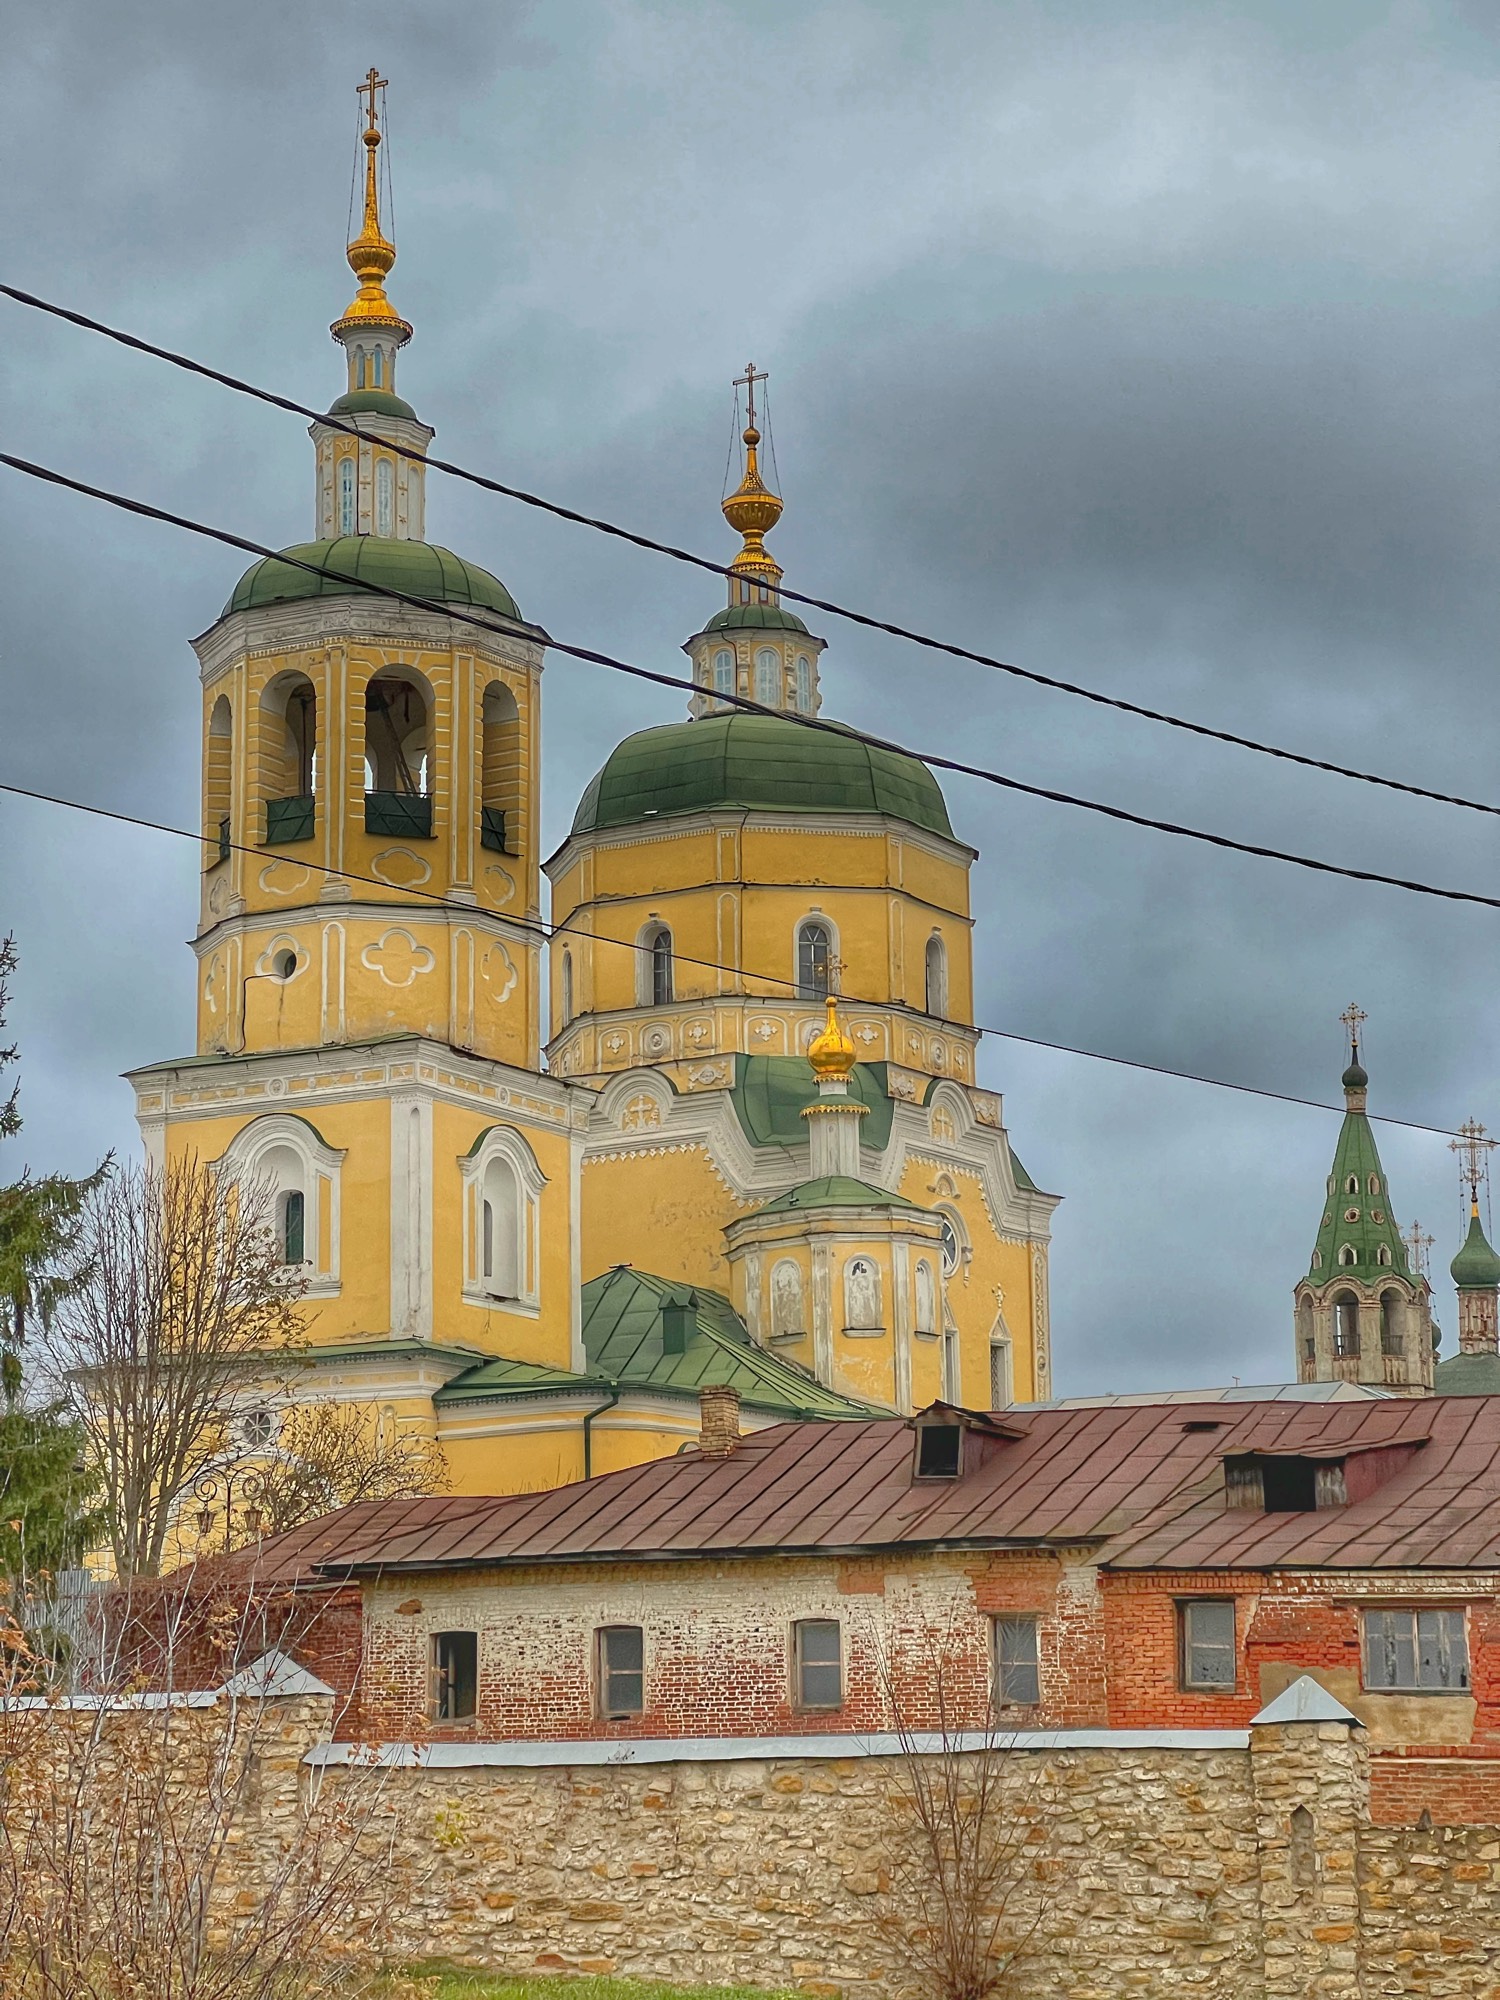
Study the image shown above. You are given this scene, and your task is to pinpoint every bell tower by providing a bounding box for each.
[189,72,545,1069]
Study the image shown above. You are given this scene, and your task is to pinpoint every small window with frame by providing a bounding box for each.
[1363,1608,1469,1692]
[431,1630,478,1722]
[793,1618,842,1710]
[596,1624,645,1718]
[1179,1600,1236,1691]
[992,1615,1040,1707]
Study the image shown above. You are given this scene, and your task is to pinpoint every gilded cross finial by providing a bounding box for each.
[733,361,767,434]
[1405,1219,1434,1278]
[1339,1002,1367,1051]
[722,360,783,586]
[361,66,387,127]
[1450,1118,1495,1208]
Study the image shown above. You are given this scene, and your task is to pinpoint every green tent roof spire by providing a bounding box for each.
[1306,1033,1413,1288]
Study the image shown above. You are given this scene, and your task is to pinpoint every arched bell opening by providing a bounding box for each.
[480,681,520,855]
[364,671,433,838]
[205,694,233,868]
[260,673,317,847]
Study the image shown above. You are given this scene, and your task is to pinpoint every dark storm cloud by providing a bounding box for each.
[3,0,1499,1394]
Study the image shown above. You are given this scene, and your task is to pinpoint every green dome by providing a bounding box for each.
[1451,1211,1500,1290]
[224,538,521,621]
[327,388,420,422]
[701,602,810,636]
[1433,1349,1500,1396]
[571,711,953,839]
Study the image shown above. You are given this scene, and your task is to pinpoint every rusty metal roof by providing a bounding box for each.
[241,1394,1500,1579]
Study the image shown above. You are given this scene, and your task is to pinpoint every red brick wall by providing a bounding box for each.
[1371,1748,1500,1825]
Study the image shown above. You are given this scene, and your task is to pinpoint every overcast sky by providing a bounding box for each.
[3,0,1500,1395]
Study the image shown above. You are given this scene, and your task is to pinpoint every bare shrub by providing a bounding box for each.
[243,1405,448,1546]
[873,1621,1047,2000]
[46,1161,305,1579]
[0,1586,393,2000]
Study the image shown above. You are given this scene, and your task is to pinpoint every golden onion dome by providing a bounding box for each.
[722,424,784,580]
[807,993,856,1081]
[331,71,412,344]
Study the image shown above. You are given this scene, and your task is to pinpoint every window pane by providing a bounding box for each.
[599,1625,644,1716]
[1183,1601,1235,1688]
[1417,1609,1469,1690]
[432,1631,477,1720]
[995,1616,1040,1705]
[795,1620,841,1708]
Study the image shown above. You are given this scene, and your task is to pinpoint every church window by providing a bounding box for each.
[914,1259,936,1336]
[560,950,574,1028]
[992,1614,1039,1706]
[481,681,519,853]
[241,1406,276,1452]
[925,934,948,1017]
[1345,1175,1359,1196]
[597,1625,644,1718]
[1332,1292,1360,1357]
[1377,1243,1393,1267]
[754,648,780,707]
[272,949,297,981]
[942,1324,960,1400]
[278,1188,305,1268]
[372,344,384,387]
[1311,1250,1322,1270]
[989,1338,1013,1409]
[431,1631,478,1721]
[376,457,394,536]
[797,920,832,1000]
[1338,1245,1357,1268]
[480,1154,522,1299]
[713,649,735,698]
[338,455,356,535]
[939,1213,963,1277]
[355,348,367,389]
[650,927,674,1006]
[844,1257,882,1330]
[1380,1289,1404,1355]
[795,655,813,712]
[770,1259,805,1338]
[1369,1175,1381,1195]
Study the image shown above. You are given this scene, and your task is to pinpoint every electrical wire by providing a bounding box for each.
[4,280,1499,824]
[5,444,1500,923]
[0,768,1465,1142]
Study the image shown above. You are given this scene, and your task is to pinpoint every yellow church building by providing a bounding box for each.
[127,81,1059,1495]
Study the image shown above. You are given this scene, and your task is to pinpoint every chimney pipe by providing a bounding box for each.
[698,1384,741,1455]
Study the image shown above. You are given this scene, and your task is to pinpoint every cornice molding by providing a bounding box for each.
[546,807,977,881]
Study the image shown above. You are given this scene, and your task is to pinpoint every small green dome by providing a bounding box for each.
[1451,1211,1500,1290]
[701,602,810,636]
[224,538,521,621]
[327,388,420,422]
[1343,1057,1369,1090]
[571,711,953,840]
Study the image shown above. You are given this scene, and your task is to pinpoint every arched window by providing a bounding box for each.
[260,674,317,845]
[939,1211,964,1278]
[355,348,367,388]
[1345,1175,1359,1196]
[650,927,674,1006]
[925,934,947,1017]
[372,345,384,387]
[797,920,832,1000]
[713,649,735,698]
[560,949,574,1028]
[1380,1290,1404,1357]
[989,1339,1012,1409]
[480,681,519,853]
[844,1257,882,1330]
[914,1259,936,1335]
[1332,1292,1360,1359]
[770,1259,805,1338]
[1368,1174,1381,1196]
[480,1154,521,1299]
[365,674,432,834]
[1338,1244,1357,1268]
[1311,1250,1323,1270]
[338,455,356,536]
[1377,1243,1392,1267]
[795,655,813,713]
[376,457,394,536]
[205,694,233,866]
[278,1188,305,1267]
[754,648,780,707]
[1297,1295,1315,1364]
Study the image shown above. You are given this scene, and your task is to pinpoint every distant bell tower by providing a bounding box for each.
[1432,1120,1500,1395]
[1294,1007,1434,1396]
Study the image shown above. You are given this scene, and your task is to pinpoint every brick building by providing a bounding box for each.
[179,1386,1500,1812]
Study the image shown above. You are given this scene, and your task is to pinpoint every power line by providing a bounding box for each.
[0,769,1465,1142]
[4,279,1498,825]
[6,444,1500,923]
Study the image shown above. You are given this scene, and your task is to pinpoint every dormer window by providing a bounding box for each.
[915,1424,962,1479]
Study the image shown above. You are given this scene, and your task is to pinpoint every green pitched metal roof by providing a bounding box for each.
[434,1353,615,1403]
[570,712,953,839]
[701,601,810,635]
[1452,1210,1500,1290]
[729,1055,895,1151]
[224,538,522,621]
[327,388,420,422]
[1307,1083,1413,1287]
[1433,1349,1500,1396]
[754,1176,923,1215]
[1009,1148,1038,1193]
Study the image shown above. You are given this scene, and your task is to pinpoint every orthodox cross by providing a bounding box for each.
[1450,1117,1494,1205]
[1339,1001,1367,1053]
[1404,1220,1434,1279]
[360,67,387,127]
[734,361,767,431]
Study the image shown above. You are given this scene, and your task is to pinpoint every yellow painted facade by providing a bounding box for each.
[128,84,1059,1515]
